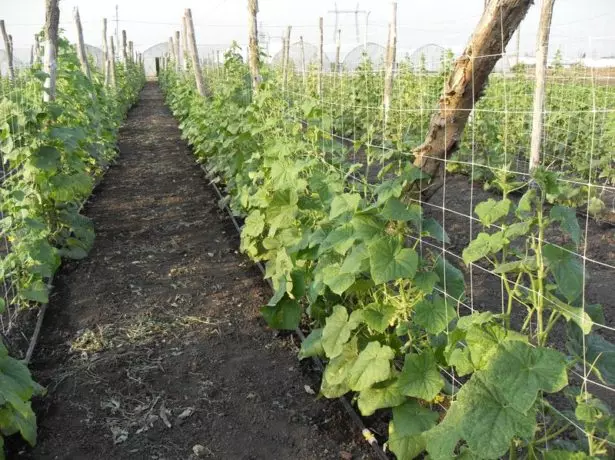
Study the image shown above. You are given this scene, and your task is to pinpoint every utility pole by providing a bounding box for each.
[328,3,368,44]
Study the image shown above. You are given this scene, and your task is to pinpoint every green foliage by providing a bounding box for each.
[161,53,614,460]
[0,35,143,452]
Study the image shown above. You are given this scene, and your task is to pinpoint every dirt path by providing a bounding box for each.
[19,82,370,460]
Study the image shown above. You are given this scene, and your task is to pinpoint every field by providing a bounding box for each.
[0,1,614,459]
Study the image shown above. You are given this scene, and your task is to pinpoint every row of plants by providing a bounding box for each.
[161,47,613,459]
[0,35,144,453]
[282,54,615,190]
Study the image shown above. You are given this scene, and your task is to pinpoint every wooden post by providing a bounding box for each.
[335,29,341,73]
[0,20,15,81]
[182,15,189,70]
[109,35,117,89]
[122,30,128,64]
[129,40,134,63]
[185,8,206,97]
[282,25,291,90]
[410,0,533,194]
[168,37,175,63]
[318,17,323,96]
[102,19,109,76]
[30,45,34,66]
[515,25,521,67]
[35,33,41,65]
[73,8,91,80]
[383,2,397,124]
[174,31,181,72]
[247,0,261,91]
[299,35,306,87]
[529,0,555,172]
[43,0,59,101]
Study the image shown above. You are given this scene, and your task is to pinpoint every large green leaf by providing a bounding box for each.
[260,297,301,330]
[422,217,450,244]
[346,341,394,391]
[329,193,361,220]
[414,295,457,335]
[298,328,323,359]
[242,210,265,238]
[381,198,421,224]
[363,302,396,333]
[543,244,582,302]
[368,237,418,285]
[434,256,465,301]
[398,351,443,401]
[475,198,511,226]
[321,263,355,295]
[321,339,357,397]
[318,224,356,256]
[339,244,369,275]
[356,378,405,416]
[321,305,362,358]
[551,205,581,246]
[466,323,527,370]
[485,341,568,413]
[389,401,438,460]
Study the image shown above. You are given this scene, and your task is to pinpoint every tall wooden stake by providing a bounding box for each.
[0,20,15,81]
[529,0,555,172]
[129,40,134,63]
[109,35,117,89]
[248,0,261,91]
[174,31,181,72]
[43,0,59,101]
[168,37,175,63]
[300,35,306,87]
[122,30,128,64]
[318,17,323,96]
[410,0,533,195]
[185,8,206,96]
[335,29,341,73]
[282,25,291,90]
[383,2,397,124]
[73,8,91,80]
[182,15,189,70]
[102,19,109,80]
[35,33,41,65]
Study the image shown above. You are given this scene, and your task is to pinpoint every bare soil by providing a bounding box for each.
[12,83,373,460]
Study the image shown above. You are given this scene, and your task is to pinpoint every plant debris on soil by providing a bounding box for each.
[13,82,373,460]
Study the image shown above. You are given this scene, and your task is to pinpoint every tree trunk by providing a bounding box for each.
[410,0,533,198]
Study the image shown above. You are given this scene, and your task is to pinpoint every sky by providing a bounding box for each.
[1,0,614,62]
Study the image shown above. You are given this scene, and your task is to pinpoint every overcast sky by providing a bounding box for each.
[2,0,614,61]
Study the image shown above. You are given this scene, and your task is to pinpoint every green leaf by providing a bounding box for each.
[374,179,403,205]
[475,198,511,227]
[414,271,439,294]
[462,232,491,265]
[543,244,582,303]
[466,322,527,370]
[549,296,593,335]
[543,451,592,460]
[389,401,438,460]
[434,256,465,301]
[368,237,418,285]
[363,303,396,333]
[398,351,444,401]
[299,328,323,359]
[422,217,450,244]
[260,297,301,330]
[414,295,456,335]
[504,221,531,240]
[242,210,265,238]
[516,189,536,217]
[550,205,581,246]
[350,214,384,240]
[339,244,369,275]
[319,224,356,256]
[381,198,421,224]
[357,378,406,416]
[485,341,568,413]
[321,263,355,295]
[321,305,358,358]
[347,341,394,391]
[329,193,361,220]
[321,339,357,397]
[29,145,60,170]
[567,330,615,385]
[20,280,49,304]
